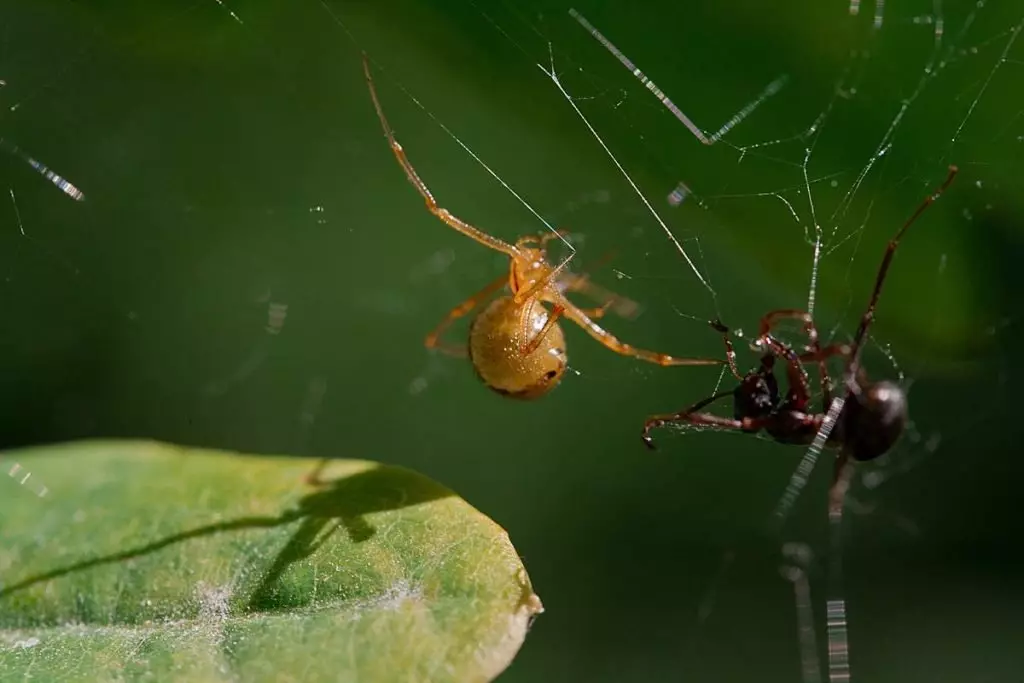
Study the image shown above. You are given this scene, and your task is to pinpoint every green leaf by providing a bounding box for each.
[0,440,542,682]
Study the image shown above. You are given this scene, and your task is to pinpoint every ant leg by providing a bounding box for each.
[425,273,508,357]
[760,309,819,338]
[846,165,958,379]
[362,53,520,258]
[558,297,726,368]
[760,309,824,360]
[759,308,832,410]
[761,334,815,412]
[642,395,817,450]
[641,390,736,448]
[709,319,744,380]
[798,343,851,362]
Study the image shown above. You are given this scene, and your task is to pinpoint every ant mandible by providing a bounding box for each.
[641,166,959,511]
[361,53,726,399]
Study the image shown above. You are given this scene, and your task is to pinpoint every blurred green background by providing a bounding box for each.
[2,0,1022,681]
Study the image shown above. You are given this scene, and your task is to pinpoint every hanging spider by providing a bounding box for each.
[641,166,958,510]
[361,53,726,399]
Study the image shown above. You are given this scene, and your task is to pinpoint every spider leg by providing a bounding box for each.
[540,229,572,246]
[564,278,640,319]
[518,301,566,355]
[516,229,573,248]
[845,165,958,382]
[558,296,726,368]
[559,252,641,319]
[425,273,508,357]
[361,53,519,258]
[576,301,614,319]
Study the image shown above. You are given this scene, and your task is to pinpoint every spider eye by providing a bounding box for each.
[543,370,558,380]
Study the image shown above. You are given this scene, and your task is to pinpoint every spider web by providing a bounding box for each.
[474,5,1018,683]
[315,3,1020,681]
[527,5,1019,682]
[1,2,1021,682]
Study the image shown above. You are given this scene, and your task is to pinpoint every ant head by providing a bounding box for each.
[843,380,908,462]
[733,364,779,420]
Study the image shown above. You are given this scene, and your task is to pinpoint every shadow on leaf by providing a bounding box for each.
[0,463,452,608]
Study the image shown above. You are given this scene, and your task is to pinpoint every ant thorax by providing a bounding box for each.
[734,366,780,421]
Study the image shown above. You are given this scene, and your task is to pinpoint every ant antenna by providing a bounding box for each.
[846,165,959,381]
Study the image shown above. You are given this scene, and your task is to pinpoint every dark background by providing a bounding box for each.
[2,1,1022,681]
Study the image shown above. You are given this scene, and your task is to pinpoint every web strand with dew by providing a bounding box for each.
[535,45,716,303]
[1,138,85,201]
[546,6,992,680]
[568,9,789,148]
[4,459,49,498]
[567,8,788,211]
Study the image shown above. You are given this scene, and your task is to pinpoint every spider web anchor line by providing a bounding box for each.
[950,15,1024,146]
[0,138,85,201]
[826,597,851,682]
[569,8,788,146]
[536,48,715,299]
[322,10,574,254]
[212,0,244,25]
[772,395,846,524]
[781,543,823,683]
[9,188,25,235]
[824,458,854,683]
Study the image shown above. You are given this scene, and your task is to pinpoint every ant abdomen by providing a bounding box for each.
[840,380,908,462]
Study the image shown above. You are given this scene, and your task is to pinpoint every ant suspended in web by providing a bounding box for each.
[360,53,726,400]
[642,166,958,511]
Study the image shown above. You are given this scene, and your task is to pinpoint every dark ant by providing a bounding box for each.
[642,165,958,512]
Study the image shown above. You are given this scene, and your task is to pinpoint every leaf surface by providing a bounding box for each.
[0,441,541,682]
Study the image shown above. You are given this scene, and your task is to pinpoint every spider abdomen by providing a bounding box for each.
[468,296,567,400]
